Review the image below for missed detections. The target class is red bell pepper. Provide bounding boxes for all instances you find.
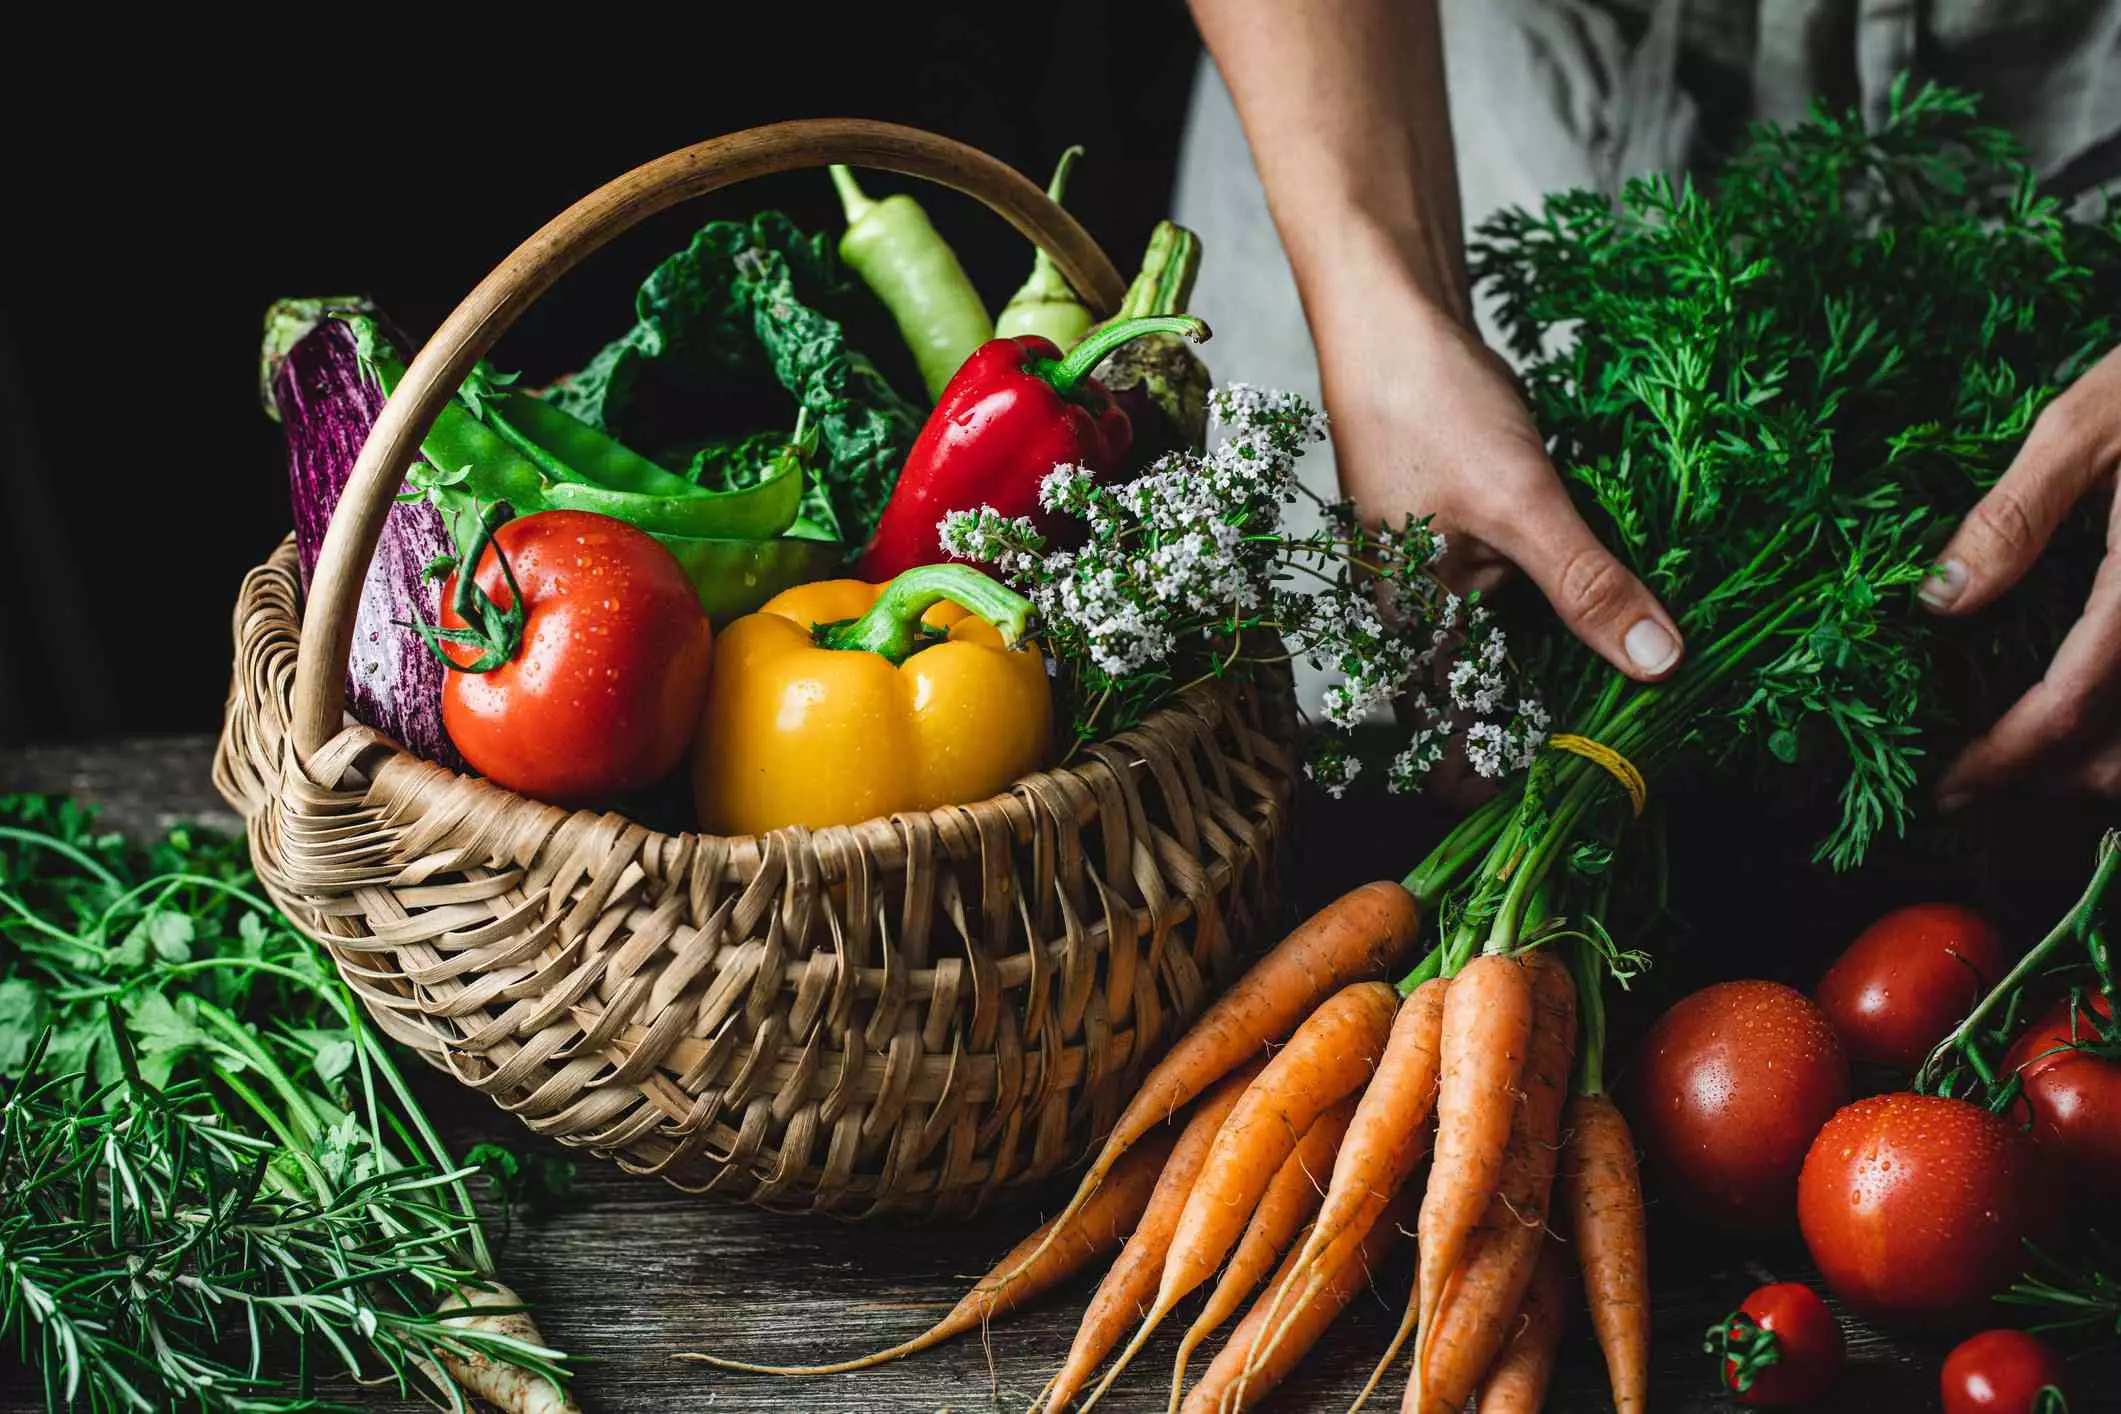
[857,314,1208,580]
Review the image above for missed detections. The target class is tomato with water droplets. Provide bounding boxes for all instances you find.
[440,510,713,805]
[1816,903,2008,1071]
[1797,1093,2047,1328]
[1630,981,1849,1232]
[1941,1329,2072,1414]
[2005,990,2121,1204]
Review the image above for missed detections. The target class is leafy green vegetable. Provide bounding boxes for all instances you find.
[1469,78,2117,872]
[0,795,573,1412]
[1401,82,2119,1018]
[549,212,923,546]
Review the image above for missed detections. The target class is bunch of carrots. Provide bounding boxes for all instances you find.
[689,785,1651,1412]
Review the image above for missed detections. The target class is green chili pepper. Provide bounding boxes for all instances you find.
[994,146,1095,350]
[829,165,992,400]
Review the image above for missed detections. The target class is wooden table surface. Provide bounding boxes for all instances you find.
[3,736,2115,1413]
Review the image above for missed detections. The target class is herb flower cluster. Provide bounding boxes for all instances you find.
[939,384,1546,796]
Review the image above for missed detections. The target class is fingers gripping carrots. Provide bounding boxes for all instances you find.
[1039,1061,1263,1411]
[1000,882,1420,1298]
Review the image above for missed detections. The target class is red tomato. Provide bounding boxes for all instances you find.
[2005,991,2121,1202]
[1815,903,2008,1071]
[1797,1093,2046,1328]
[1714,1282,1845,1407]
[1941,1329,2072,1414]
[439,510,713,804]
[1629,981,1849,1232]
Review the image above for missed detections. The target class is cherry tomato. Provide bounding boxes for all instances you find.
[439,510,713,805]
[1941,1329,2072,1414]
[1797,1093,2046,1327]
[1815,903,2008,1071]
[2005,991,2121,1203]
[1629,981,1849,1232]
[1712,1282,1845,1407]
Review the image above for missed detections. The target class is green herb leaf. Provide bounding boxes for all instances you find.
[0,977,42,1072]
[119,990,211,1088]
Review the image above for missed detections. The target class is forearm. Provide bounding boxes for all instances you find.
[1190,0,1470,326]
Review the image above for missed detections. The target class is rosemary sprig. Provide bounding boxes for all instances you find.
[2001,1237,2121,1340]
[3,1036,567,1414]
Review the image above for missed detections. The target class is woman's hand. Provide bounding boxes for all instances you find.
[1921,344,2121,805]
[1313,274,1687,681]
[1191,0,1681,680]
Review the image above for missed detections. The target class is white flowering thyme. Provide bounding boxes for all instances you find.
[939,384,1548,796]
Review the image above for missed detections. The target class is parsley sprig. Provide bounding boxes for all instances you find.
[0,795,573,1412]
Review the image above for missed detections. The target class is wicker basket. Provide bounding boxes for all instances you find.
[213,119,1298,1217]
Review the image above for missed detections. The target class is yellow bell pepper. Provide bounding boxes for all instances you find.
[693,564,1053,835]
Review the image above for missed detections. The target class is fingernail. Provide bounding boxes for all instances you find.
[1624,618,1681,675]
[1920,558,1969,610]
[1937,790,1971,814]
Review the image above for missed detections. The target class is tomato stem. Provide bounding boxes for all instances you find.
[1703,1310,1782,1394]
[402,501,527,674]
[1915,829,2121,1096]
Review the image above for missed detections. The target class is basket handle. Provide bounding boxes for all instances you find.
[289,118,1128,765]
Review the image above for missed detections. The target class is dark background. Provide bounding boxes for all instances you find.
[0,7,1204,745]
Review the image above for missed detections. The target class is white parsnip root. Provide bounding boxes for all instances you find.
[426,1283,581,1414]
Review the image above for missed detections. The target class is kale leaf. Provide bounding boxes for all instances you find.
[550,213,922,547]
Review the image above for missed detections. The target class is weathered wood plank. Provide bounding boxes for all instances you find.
[1,738,2112,1412]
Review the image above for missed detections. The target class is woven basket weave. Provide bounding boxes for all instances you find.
[213,119,1298,1217]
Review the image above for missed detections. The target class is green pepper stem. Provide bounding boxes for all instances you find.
[1042,314,1209,396]
[819,564,1034,664]
[829,164,877,225]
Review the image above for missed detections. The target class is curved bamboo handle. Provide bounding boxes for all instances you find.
[289,118,1127,765]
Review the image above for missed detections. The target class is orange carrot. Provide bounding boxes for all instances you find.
[676,1129,1176,1376]
[1000,883,1419,1294]
[1084,982,1399,1409]
[1163,1098,1355,1414]
[1039,1061,1263,1411]
[1182,1190,1416,1414]
[1242,978,1448,1387]
[1560,1091,1648,1414]
[1408,951,1576,1414]
[1408,952,1535,1409]
[1472,1236,1571,1412]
